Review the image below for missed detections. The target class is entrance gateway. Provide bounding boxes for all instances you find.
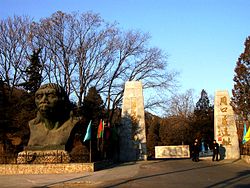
[214,90,240,159]
[120,81,147,161]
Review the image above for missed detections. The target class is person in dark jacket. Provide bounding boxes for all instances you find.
[192,139,200,162]
[212,140,219,161]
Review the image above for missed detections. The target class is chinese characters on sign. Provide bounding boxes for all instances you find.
[214,90,240,159]
[217,96,232,145]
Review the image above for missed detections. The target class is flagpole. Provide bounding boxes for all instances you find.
[102,120,105,159]
[89,140,92,163]
[83,120,92,163]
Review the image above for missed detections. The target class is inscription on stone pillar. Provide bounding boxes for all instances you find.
[214,90,240,159]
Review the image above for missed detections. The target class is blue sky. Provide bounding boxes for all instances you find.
[1,0,250,99]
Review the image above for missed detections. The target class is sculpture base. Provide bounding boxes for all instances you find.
[17,150,70,164]
[24,145,65,150]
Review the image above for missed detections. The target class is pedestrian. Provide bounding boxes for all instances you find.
[212,140,219,161]
[192,139,200,162]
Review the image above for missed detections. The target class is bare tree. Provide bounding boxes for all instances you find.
[36,11,80,96]
[0,11,178,121]
[0,16,31,97]
[72,12,118,106]
[101,30,177,120]
[166,89,195,118]
[26,21,49,84]
[36,11,177,118]
[37,11,118,105]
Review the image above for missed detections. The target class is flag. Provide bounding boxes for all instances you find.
[83,120,92,142]
[242,123,247,144]
[244,124,250,144]
[97,119,104,138]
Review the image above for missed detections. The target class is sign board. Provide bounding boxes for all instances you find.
[155,145,190,158]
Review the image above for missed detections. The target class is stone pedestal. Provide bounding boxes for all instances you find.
[214,90,240,159]
[17,150,70,164]
[120,81,147,161]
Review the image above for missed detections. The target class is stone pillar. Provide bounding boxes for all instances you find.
[119,81,147,161]
[214,90,240,159]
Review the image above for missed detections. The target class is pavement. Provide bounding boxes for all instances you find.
[0,157,250,188]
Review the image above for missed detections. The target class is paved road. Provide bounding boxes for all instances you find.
[0,158,249,188]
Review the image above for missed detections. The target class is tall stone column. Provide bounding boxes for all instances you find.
[119,81,147,161]
[214,90,240,159]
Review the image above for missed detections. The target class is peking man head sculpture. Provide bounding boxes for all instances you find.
[18,83,80,164]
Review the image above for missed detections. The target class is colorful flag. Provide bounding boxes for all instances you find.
[242,123,247,144]
[97,119,104,138]
[244,124,250,143]
[83,120,92,142]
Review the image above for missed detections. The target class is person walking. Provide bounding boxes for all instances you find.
[192,139,200,162]
[212,140,219,161]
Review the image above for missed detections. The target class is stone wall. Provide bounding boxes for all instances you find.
[0,163,94,175]
[0,160,113,175]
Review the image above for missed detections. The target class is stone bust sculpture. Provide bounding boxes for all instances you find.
[27,83,79,150]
